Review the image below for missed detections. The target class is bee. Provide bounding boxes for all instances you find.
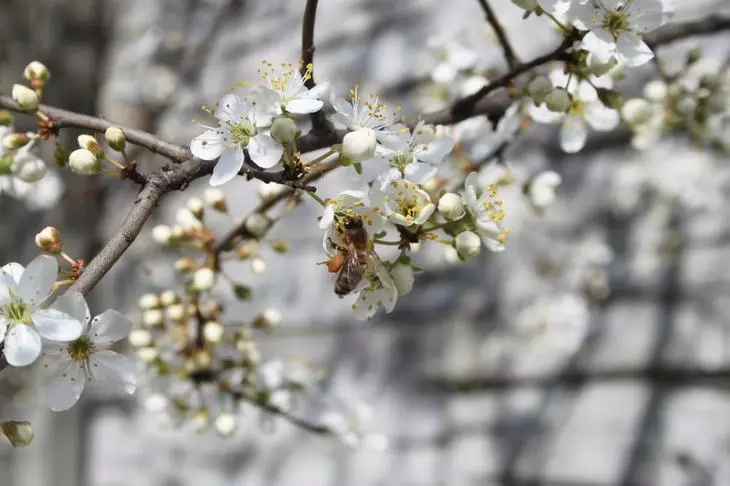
[325,216,386,296]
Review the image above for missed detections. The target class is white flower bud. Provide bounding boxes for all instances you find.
[545,88,571,113]
[270,117,297,144]
[34,226,62,254]
[258,181,287,200]
[244,213,271,239]
[455,231,481,258]
[527,76,553,105]
[23,61,50,83]
[128,329,152,347]
[11,84,39,111]
[176,208,203,230]
[438,192,464,220]
[175,257,196,273]
[511,0,537,10]
[269,389,292,411]
[203,321,224,343]
[253,308,281,331]
[443,245,460,264]
[151,225,172,245]
[622,98,654,127]
[390,263,414,295]
[68,149,100,175]
[214,413,237,437]
[104,127,126,152]
[204,187,227,212]
[643,80,667,102]
[193,267,217,291]
[341,127,377,162]
[237,340,260,364]
[138,293,160,309]
[187,197,204,219]
[159,290,178,306]
[14,158,47,183]
[460,75,488,97]
[142,308,164,327]
[2,133,30,150]
[137,347,159,362]
[166,303,186,321]
[190,408,210,431]
[586,55,617,77]
[77,134,102,155]
[529,170,562,210]
[251,257,267,274]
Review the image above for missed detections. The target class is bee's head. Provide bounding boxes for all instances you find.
[342,216,364,231]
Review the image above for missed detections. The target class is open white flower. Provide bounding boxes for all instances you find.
[42,292,136,411]
[258,61,329,115]
[529,170,562,210]
[449,102,521,162]
[320,190,386,240]
[369,169,435,227]
[376,123,454,183]
[331,86,397,131]
[0,256,82,367]
[529,69,619,153]
[463,172,510,252]
[352,269,398,321]
[190,92,283,187]
[570,0,675,68]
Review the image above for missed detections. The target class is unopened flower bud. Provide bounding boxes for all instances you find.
[0,111,14,126]
[204,187,227,212]
[191,408,210,432]
[11,84,39,111]
[198,300,221,320]
[527,76,553,104]
[511,0,537,11]
[528,170,562,210]
[137,347,160,362]
[3,133,30,150]
[166,303,186,321]
[34,226,62,254]
[1,421,34,447]
[175,257,197,273]
[545,88,571,113]
[23,61,50,84]
[14,157,47,183]
[77,135,103,156]
[68,149,100,175]
[443,245,460,264]
[142,308,164,327]
[270,117,297,144]
[128,329,152,347]
[258,181,286,200]
[138,293,160,309]
[193,267,217,291]
[104,127,126,152]
[237,340,260,364]
[244,213,271,239]
[643,80,667,102]
[455,231,481,258]
[203,321,224,343]
[341,128,376,162]
[622,98,654,127]
[159,290,178,306]
[251,257,267,274]
[438,192,464,220]
[390,263,414,295]
[253,308,281,332]
[214,413,237,437]
[176,208,203,230]
[586,55,617,77]
[151,225,172,245]
[187,197,204,219]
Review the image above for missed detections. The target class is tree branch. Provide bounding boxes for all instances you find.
[477,0,519,69]
[300,0,320,89]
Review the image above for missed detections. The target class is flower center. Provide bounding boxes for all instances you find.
[67,335,95,363]
[390,154,412,172]
[602,10,631,39]
[569,99,586,116]
[3,294,31,325]
[227,122,255,147]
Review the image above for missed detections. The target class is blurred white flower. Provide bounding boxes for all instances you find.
[375,123,454,183]
[515,293,591,354]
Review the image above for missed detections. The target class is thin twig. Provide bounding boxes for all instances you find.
[477,0,519,69]
[300,0,320,89]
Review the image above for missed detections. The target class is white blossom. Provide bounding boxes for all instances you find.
[42,292,136,411]
[569,0,675,68]
[463,172,510,252]
[369,169,435,227]
[11,84,39,111]
[455,230,481,258]
[0,256,82,367]
[375,123,454,183]
[331,86,397,131]
[390,263,414,295]
[258,61,329,115]
[190,92,283,187]
[514,294,591,354]
[528,170,562,210]
[352,267,398,321]
[319,190,385,238]
[192,268,217,291]
[342,127,377,162]
[438,192,465,221]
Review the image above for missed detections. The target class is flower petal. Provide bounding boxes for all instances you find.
[413,138,454,164]
[284,98,324,114]
[51,292,90,328]
[18,255,57,306]
[191,130,225,161]
[560,115,587,154]
[31,308,83,341]
[209,148,244,186]
[4,325,42,366]
[215,93,246,124]
[319,205,336,229]
[87,309,133,346]
[585,103,620,131]
[2,263,24,285]
[88,350,136,395]
[581,30,615,65]
[45,360,85,411]
[616,33,654,68]
[308,82,330,101]
[248,134,283,169]
[403,162,438,184]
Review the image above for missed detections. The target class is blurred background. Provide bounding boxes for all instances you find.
[1,0,730,484]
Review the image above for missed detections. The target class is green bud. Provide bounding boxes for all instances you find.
[0,154,14,175]
[0,110,14,126]
[233,284,252,301]
[1,421,34,447]
[686,47,702,66]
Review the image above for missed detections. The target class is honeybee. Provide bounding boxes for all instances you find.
[325,216,387,296]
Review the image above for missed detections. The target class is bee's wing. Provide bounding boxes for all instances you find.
[339,248,368,294]
[364,248,395,289]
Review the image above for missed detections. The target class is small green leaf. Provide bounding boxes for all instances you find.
[1,421,34,447]
[353,162,363,175]
[233,284,252,301]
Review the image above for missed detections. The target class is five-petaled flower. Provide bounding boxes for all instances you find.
[0,256,82,367]
[369,169,436,227]
[42,292,136,411]
[463,171,511,252]
[375,123,454,183]
[258,61,329,115]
